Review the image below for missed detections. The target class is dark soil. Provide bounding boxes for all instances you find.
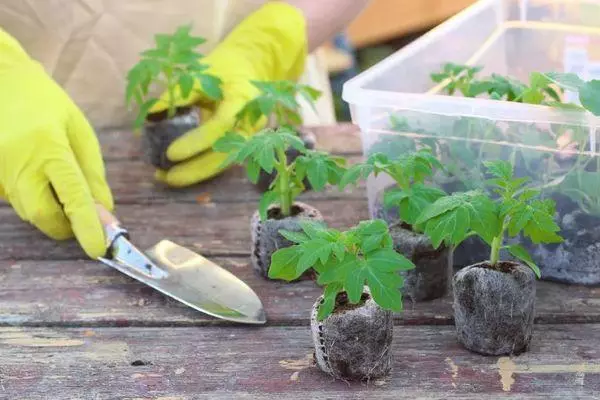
[389,223,451,301]
[311,288,393,381]
[453,261,536,356]
[142,106,200,170]
[255,128,317,192]
[250,202,323,279]
[332,292,370,313]
[524,193,600,285]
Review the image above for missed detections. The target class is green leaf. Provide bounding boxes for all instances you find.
[398,184,447,226]
[296,238,332,274]
[343,260,366,303]
[507,244,541,278]
[299,220,326,239]
[361,232,386,254]
[178,74,194,99]
[469,195,500,244]
[418,191,498,248]
[529,71,552,90]
[279,230,310,244]
[134,99,159,130]
[543,72,585,92]
[339,163,373,189]
[268,246,303,281]
[317,283,343,321]
[365,269,403,312]
[522,200,563,244]
[416,193,465,223]
[507,203,533,237]
[424,205,471,249]
[431,72,447,82]
[246,158,260,184]
[197,74,223,100]
[258,190,278,221]
[579,80,600,116]
[521,88,545,104]
[213,131,246,153]
[484,160,513,180]
[366,249,415,272]
[306,156,328,191]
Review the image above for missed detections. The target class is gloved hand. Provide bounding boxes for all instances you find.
[150,1,308,187]
[0,28,114,259]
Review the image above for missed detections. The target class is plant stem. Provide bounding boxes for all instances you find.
[162,66,177,120]
[489,217,507,266]
[276,147,291,216]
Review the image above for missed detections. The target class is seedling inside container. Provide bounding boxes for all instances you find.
[339,149,451,301]
[417,160,563,355]
[268,219,415,381]
[234,80,322,191]
[125,24,223,169]
[213,126,346,279]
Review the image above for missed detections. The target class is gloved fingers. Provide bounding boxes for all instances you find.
[16,175,74,240]
[44,154,106,259]
[166,96,251,162]
[66,105,114,212]
[0,183,6,200]
[149,76,213,115]
[154,150,230,187]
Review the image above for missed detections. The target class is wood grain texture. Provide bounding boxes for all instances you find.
[1,324,599,399]
[98,123,362,161]
[1,123,598,396]
[0,199,369,260]
[1,258,598,327]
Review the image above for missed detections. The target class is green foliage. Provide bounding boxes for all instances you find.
[432,64,600,115]
[432,63,563,104]
[125,24,223,129]
[417,160,564,278]
[213,126,346,220]
[340,149,446,228]
[235,80,322,129]
[268,219,415,320]
[431,63,483,96]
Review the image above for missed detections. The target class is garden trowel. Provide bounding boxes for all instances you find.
[95,204,266,324]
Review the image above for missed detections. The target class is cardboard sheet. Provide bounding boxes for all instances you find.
[0,0,335,129]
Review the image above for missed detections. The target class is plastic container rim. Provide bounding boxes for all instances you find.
[342,0,600,127]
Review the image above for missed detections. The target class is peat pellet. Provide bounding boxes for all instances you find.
[390,223,451,301]
[250,201,323,279]
[141,106,200,170]
[453,261,536,356]
[310,288,393,381]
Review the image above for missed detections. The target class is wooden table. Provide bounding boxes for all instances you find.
[1,124,599,399]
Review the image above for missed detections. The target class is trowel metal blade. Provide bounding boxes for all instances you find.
[107,239,266,324]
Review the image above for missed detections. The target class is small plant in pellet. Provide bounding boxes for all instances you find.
[234,80,322,191]
[340,149,451,301]
[213,126,346,279]
[125,24,223,169]
[268,219,415,381]
[417,160,563,355]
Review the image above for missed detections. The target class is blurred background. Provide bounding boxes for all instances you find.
[324,0,475,121]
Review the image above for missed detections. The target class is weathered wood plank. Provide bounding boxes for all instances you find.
[1,258,598,327]
[0,199,369,260]
[98,123,363,161]
[101,156,365,205]
[1,324,599,399]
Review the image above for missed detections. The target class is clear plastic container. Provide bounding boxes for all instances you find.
[342,0,600,284]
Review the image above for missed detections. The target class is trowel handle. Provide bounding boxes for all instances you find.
[96,203,129,247]
[96,203,121,228]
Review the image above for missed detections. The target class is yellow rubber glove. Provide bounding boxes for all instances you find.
[151,1,308,187]
[0,28,114,259]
